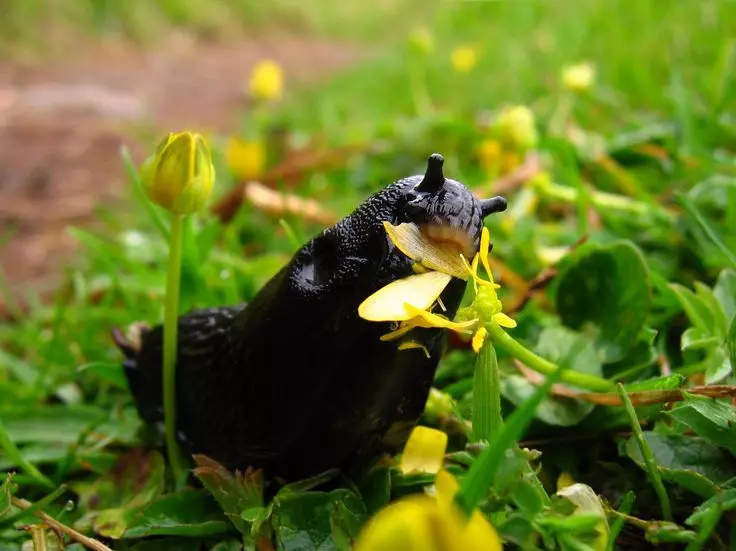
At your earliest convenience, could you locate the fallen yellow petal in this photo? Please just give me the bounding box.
[384,221,469,279]
[400,426,448,475]
[358,271,452,322]
[472,327,488,353]
[398,341,431,358]
[493,312,517,328]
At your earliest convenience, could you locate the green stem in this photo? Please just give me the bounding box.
[455,360,565,516]
[471,341,502,443]
[163,215,187,487]
[616,383,672,522]
[534,178,674,222]
[487,323,614,392]
[0,418,54,488]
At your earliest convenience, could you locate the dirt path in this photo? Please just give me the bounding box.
[0,33,357,297]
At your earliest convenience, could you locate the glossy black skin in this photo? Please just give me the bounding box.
[119,154,506,480]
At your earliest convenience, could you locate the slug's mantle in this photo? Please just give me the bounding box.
[115,154,507,480]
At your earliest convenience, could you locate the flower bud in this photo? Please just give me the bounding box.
[562,62,595,92]
[142,132,215,216]
[493,105,538,152]
[408,27,433,55]
[450,45,478,73]
[249,60,284,103]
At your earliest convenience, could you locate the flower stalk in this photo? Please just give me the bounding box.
[163,214,187,487]
[487,322,614,392]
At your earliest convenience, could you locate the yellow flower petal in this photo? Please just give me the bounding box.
[400,426,448,475]
[353,497,440,551]
[398,341,431,358]
[358,271,452,322]
[493,312,517,328]
[434,469,460,507]
[465,510,504,551]
[404,304,477,333]
[557,483,609,551]
[557,472,575,491]
[479,227,494,281]
[383,221,469,279]
[471,327,488,353]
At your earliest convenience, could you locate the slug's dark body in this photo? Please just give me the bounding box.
[118,154,506,480]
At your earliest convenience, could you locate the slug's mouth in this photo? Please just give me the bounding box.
[419,221,476,260]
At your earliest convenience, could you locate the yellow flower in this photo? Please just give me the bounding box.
[477,139,502,174]
[408,27,434,55]
[248,59,284,102]
[493,105,538,152]
[141,131,215,216]
[561,62,595,92]
[226,137,266,181]
[358,225,516,352]
[451,45,478,73]
[355,427,503,551]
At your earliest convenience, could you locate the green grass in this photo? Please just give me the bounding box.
[2,0,736,549]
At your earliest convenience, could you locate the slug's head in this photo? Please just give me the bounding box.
[400,153,507,258]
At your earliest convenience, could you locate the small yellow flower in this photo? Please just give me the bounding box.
[355,427,503,551]
[358,225,516,352]
[141,131,215,216]
[226,137,266,181]
[451,45,478,73]
[494,105,538,152]
[477,139,502,174]
[408,27,434,55]
[561,62,595,93]
[248,59,284,102]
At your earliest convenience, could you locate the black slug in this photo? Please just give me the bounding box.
[115,153,507,480]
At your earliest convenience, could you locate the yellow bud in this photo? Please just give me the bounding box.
[249,59,284,103]
[226,137,266,181]
[143,131,215,216]
[477,139,502,173]
[408,27,434,55]
[561,62,595,92]
[451,45,478,73]
[494,105,538,152]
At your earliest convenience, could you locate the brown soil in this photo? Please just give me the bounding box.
[0,33,357,298]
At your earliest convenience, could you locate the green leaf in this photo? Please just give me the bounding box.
[74,449,166,538]
[122,489,231,539]
[704,346,732,384]
[76,362,128,389]
[356,466,391,516]
[714,269,736,322]
[728,314,736,371]
[192,455,265,535]
[669,283,715,336]
[681,327,720,352]
[625,434,736,496]
[0,476,12,518]
[667,397,736,454]
[130,537,204,551]
[273,489,367,551]
[556,241,651,363]
[686,488,736,526]
[694,282,729,337]
[502,375,594,426]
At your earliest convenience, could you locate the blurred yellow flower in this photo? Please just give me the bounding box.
[226,137,265,181]
[141,131,215,216]
[494,105,538,152]
[561,62,595,92]
[248,59,284,102]
[477,139,502,174]
[451,45,478,73]
[408,27,434,55]
[355,427,503,551]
